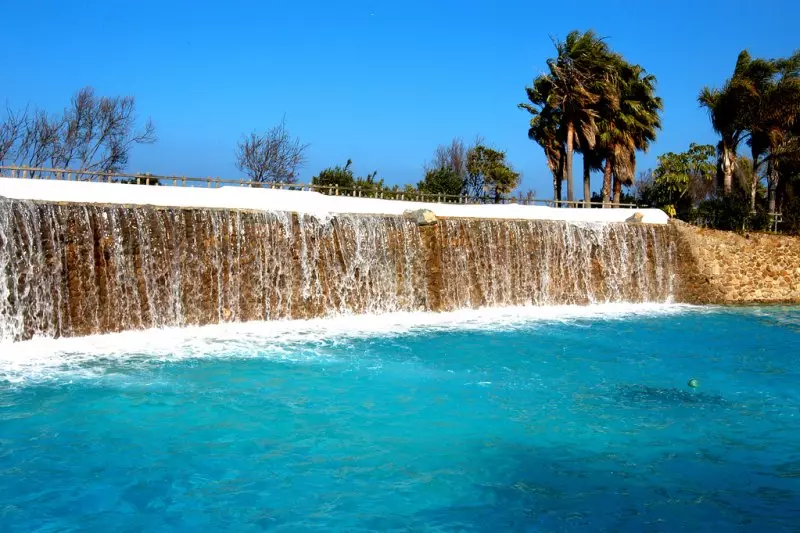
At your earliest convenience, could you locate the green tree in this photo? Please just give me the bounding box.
[643,143,716,217]
[354,170,385,198]
[599,61,663,207]
[520,84,565,204]
[418,166,463,197]
[732,52,783,210]
[466,145,521,203]
[522,31,661,208]
[312,159,355,194]
[697,51,758,196]
[520,30,616,204]
[751,52,800,214]
[703,49,800,217]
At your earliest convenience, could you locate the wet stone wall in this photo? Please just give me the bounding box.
[0,199,678,342]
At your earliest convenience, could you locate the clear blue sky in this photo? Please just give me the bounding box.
[4,0,799,195]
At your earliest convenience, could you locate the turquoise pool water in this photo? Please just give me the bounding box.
[1,305,798,532]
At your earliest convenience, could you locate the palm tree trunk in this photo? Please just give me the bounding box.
[565,123,575,205]
[556,175,563,207]
[750,148,759,212]
[601,159,612,207]
[555,155,565,207]
[613,173,622,207]
[583,154,591,208]
[720,145,734,195]
[552,173,558,205]
[776,167,787,215]
[767,159,777,215]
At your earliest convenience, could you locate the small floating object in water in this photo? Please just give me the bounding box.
[687,378,699,388]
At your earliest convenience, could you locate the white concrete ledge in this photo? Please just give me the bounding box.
[0,177,669,224]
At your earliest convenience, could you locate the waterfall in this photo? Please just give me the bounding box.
[436,219,675,310]
[0,199,677,342]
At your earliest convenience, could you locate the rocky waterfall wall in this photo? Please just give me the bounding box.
[0,199,678,342]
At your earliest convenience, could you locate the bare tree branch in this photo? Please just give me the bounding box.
[235,117,309,184]
[426,136,485,196]
[0,104,26,164]
[0,86,156,177]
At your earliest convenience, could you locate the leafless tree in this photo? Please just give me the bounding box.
[53,87,156,173]
[427,138,469,178]
[0,87,156,177]
[426,136,485,196]
[236,117,309,184]
[19,110,60,170]
[0,105,26,164]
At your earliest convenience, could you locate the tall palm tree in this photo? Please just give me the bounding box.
[521,30,616,205]
[597,61,663,206]
[697,51,769,196]
[698,82,746,195]
[718,51,779,210]
[522,97,565,204]
[755,51,800,213]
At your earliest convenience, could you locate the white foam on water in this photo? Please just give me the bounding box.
[0,303,704,385]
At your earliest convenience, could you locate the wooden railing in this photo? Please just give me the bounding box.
[0,165,642,208]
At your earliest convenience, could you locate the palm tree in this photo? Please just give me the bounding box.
[698,82,746,195]
[598,61,663,206]
[521,30,616,205]
[697,51,768,196]
[715,51,779,210]
[522,96,566,204]
[756,52,800,213]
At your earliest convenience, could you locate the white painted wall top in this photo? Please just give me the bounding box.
[0,177,669,224]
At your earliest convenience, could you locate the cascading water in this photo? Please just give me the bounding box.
[436,219,676,309]
[0,198,677,342]
[0,199,429,342]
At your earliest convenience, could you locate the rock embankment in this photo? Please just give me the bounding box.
[673,221,800,304]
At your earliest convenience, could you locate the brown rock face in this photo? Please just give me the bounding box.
[0,202,430,341]
[11,199,796,342]
[671,220,800,304]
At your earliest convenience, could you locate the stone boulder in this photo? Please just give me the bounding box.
[405,209,438,226]
[626,212,645,224]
